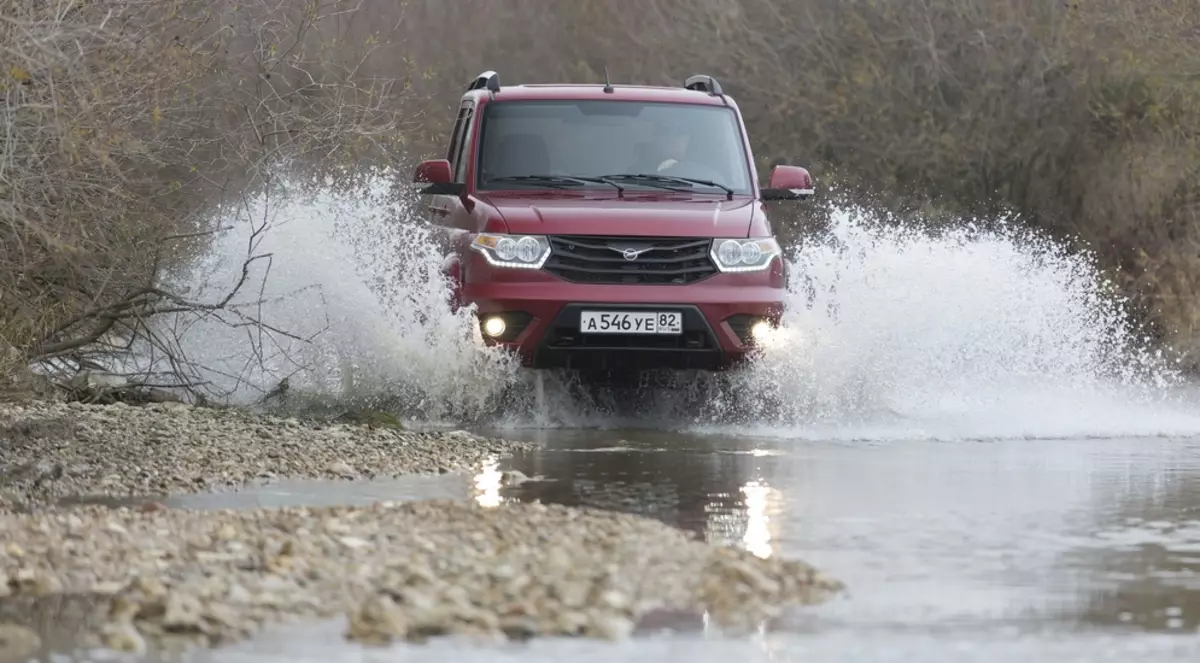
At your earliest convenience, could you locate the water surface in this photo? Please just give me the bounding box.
[169,428,1200,662]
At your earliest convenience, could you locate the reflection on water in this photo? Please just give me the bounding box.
[473,455,503,508]
[496,432,767,553]
[741,481,776,560]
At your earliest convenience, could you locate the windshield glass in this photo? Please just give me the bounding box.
[474,99,753,194]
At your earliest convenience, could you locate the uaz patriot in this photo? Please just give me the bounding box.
[412,70,813,379]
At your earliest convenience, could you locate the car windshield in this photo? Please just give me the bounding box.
[474,99,753,195]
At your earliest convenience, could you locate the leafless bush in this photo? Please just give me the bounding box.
[1,0,425,399]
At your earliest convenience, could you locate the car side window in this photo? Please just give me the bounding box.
[452,105,475,183]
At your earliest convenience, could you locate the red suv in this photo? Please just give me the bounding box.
[413,71,813,376]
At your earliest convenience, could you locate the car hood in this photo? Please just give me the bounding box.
[478,194,757,238]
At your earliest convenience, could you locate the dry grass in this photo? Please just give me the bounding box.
[5,0,1200,392]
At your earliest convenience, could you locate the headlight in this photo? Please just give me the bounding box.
[711,238,782,272]
[470,233,550,269]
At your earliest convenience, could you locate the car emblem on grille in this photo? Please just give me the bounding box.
[611,245,654,261]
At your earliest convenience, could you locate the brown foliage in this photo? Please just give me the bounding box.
[6,0,1200,390]
[1,0,424,391]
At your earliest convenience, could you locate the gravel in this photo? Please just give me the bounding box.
[0,500,844,655]
[0,401,536,511]
[0,399,846,656]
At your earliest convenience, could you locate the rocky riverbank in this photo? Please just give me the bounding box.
[0,500,844,655]
[0,400,846,658]
[0,400,533,511]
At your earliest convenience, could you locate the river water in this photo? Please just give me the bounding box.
[10,424,1200,662]
[154,426,1199,663]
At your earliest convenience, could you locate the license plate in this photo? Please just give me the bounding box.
[580,310,683,335]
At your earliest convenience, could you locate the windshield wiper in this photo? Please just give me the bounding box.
[487,175,583,189]
[487,174,624,194]
[565,175,625,195]
[600,173,734,199]
[598,173,691,193]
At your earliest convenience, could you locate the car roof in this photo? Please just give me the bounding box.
[462,84,734,106]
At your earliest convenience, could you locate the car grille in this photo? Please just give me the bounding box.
[543,235,718,285]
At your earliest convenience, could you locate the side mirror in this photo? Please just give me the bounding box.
[412,159,463,195]
[760,165,814,201]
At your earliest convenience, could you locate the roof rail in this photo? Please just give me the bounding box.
[684,74,723,96]
[467,70,500,94]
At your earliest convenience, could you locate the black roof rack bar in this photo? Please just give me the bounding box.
[468,70,500,93]
[684,74,723,96]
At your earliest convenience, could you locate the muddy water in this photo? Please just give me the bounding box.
[24,430,1200,662]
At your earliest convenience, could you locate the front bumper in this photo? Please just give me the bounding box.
[461,255,786,372]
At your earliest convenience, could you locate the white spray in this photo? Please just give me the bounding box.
[153,174,1200,439]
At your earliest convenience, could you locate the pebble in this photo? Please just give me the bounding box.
[0,622,42,660]
[0,401,537,510]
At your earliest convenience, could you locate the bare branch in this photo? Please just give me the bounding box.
[2,0,424,400]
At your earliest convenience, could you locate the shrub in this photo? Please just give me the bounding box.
[1,0,423,392]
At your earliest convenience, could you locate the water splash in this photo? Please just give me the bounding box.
[154,172,522,423]
[155,175,1200,438]
[712,208,1200,440]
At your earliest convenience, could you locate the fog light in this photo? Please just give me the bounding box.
[750,320,772,342]
[483,316,506,338]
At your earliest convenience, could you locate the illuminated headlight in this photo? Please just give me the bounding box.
[470,233,551,269]
[482,316,507,337]
[711,238,782,272]
[750,319,772,341]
